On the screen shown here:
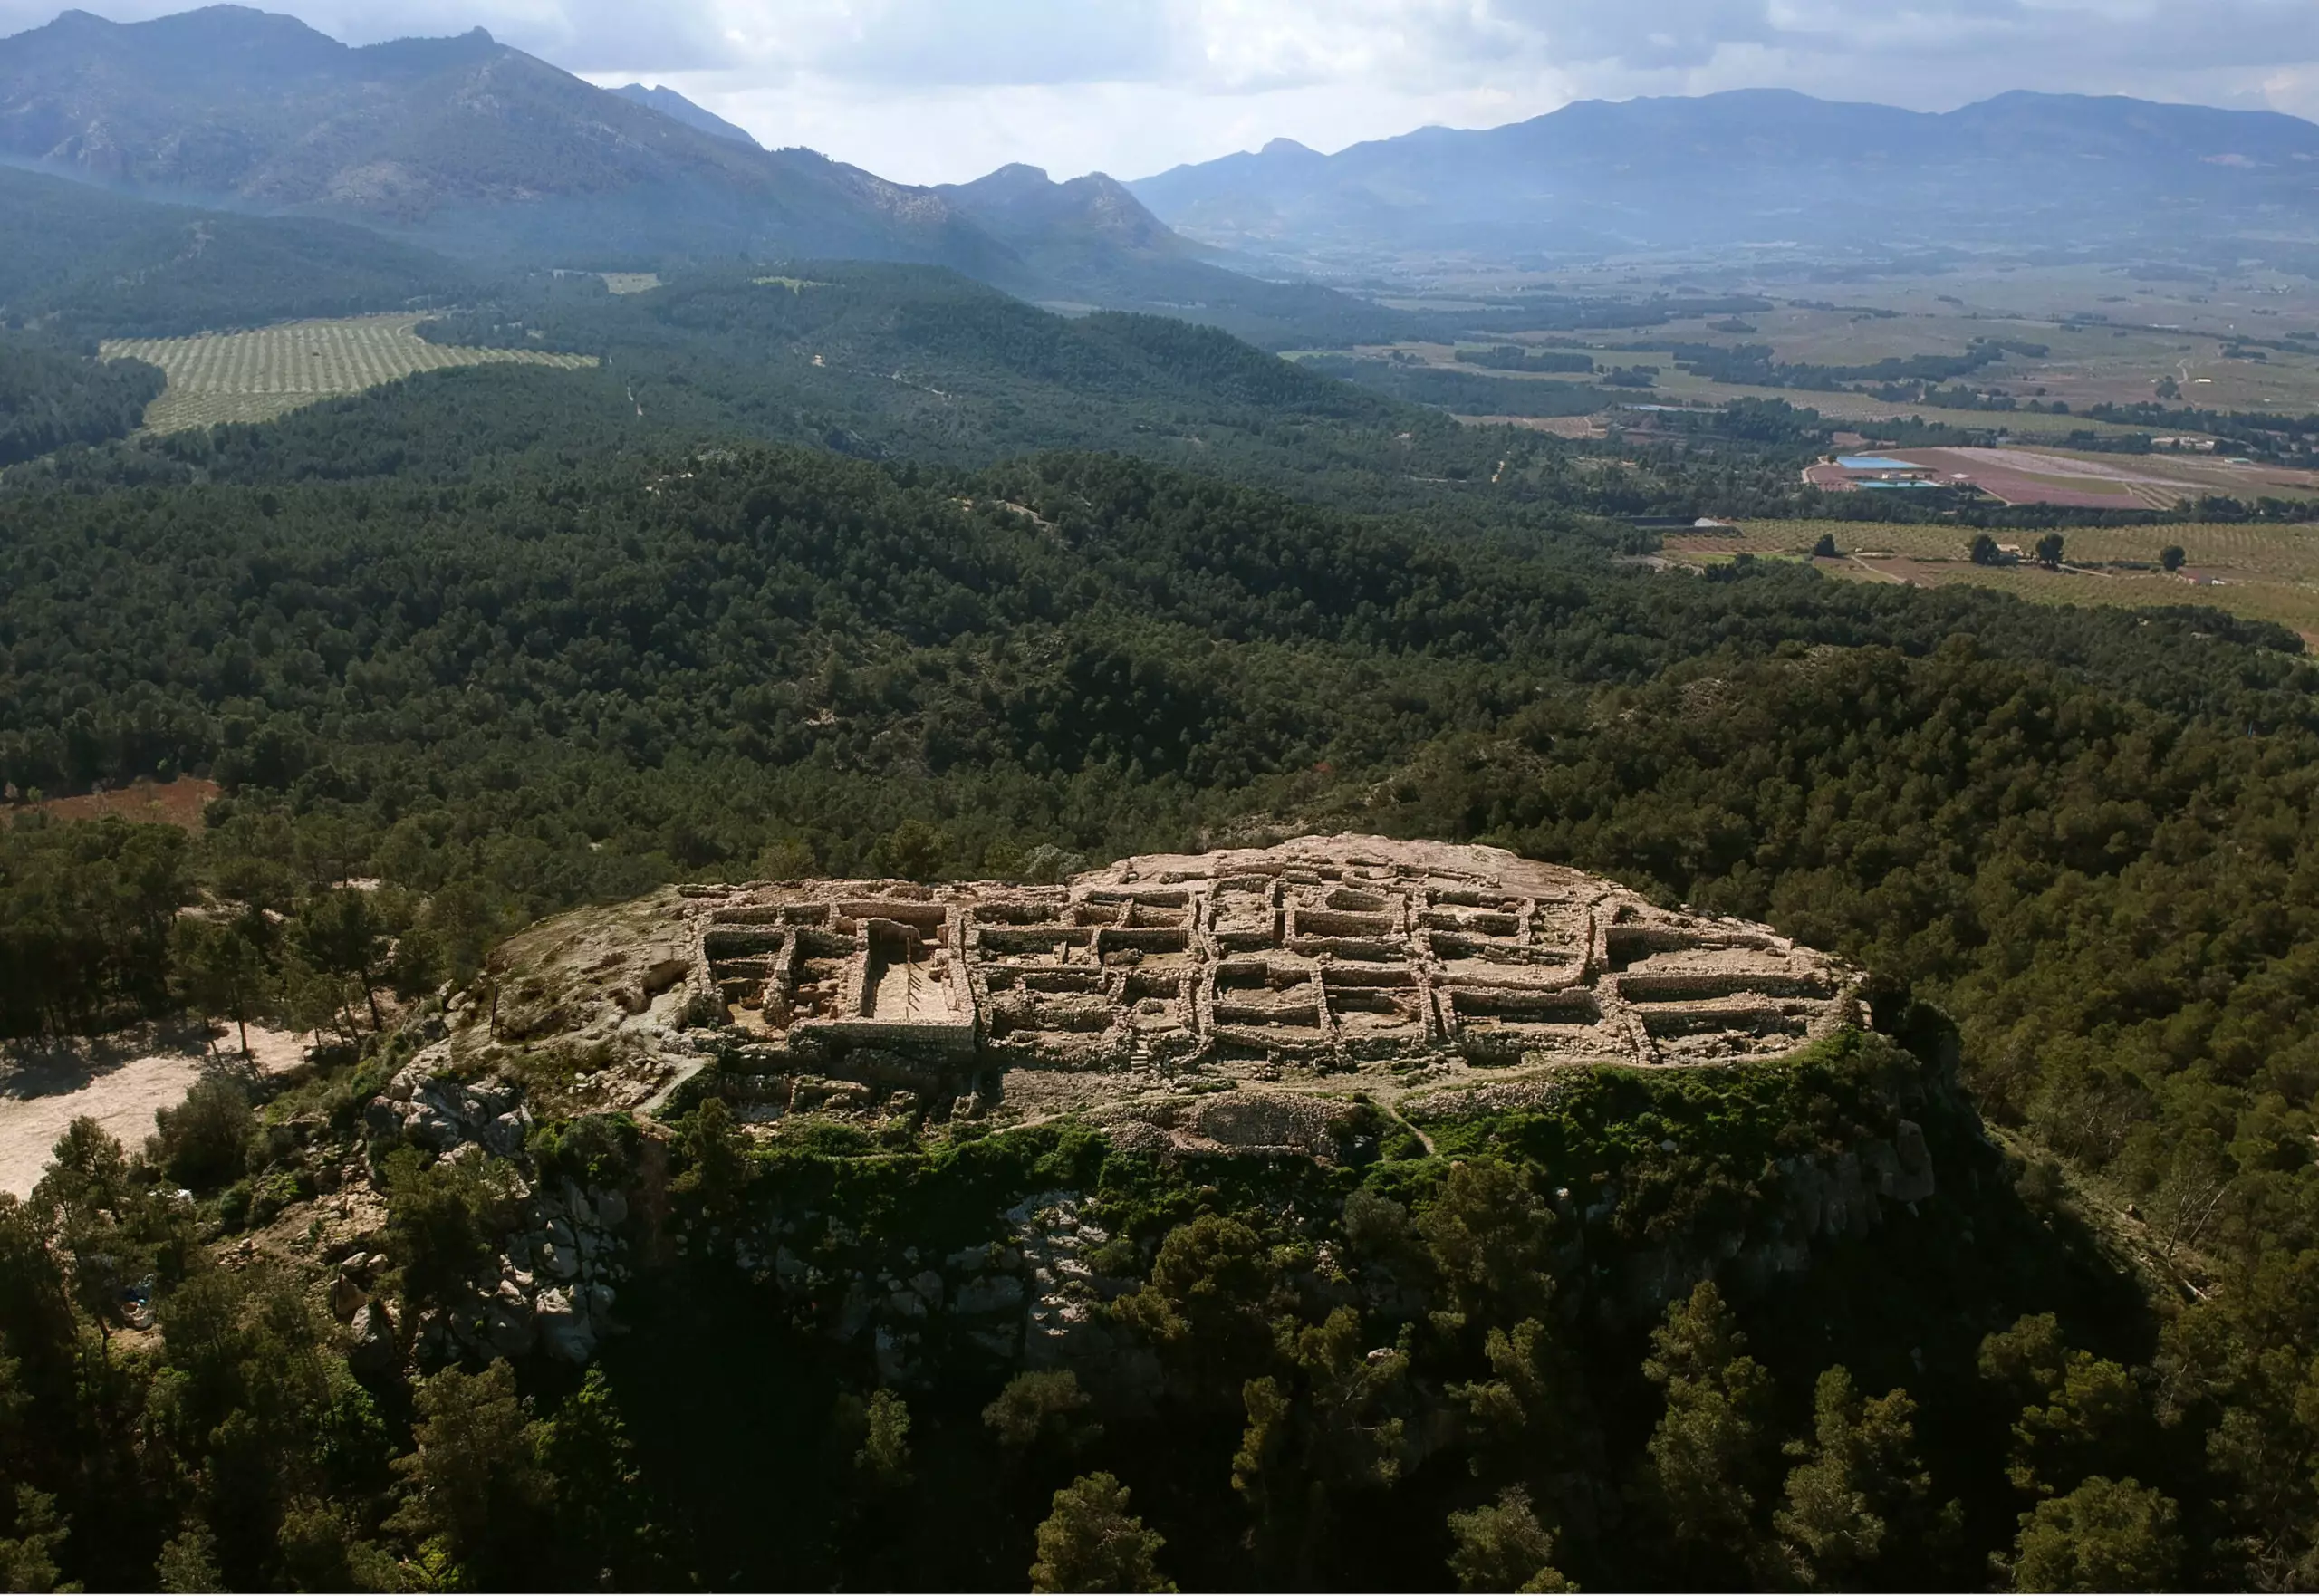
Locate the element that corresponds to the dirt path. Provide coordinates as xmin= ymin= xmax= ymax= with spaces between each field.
xmin=1845 ymin=553 xmax=1913 ymax=584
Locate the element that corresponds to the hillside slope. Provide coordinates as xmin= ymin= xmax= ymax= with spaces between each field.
xmin=21 ymin=261 xmax=1453 ymax=484
xmin=0 ymin=163 xmax=472 ymax=333
xmin=936 ymin=162 xmax=1414 ymax=346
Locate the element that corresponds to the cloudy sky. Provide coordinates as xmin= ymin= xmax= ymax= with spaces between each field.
xmin=14 ymin=0 xmax=2319 ymax=183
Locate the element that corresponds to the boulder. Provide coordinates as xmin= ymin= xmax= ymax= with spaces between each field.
xmin=535 ymin=1287 xmax=596 ymax=1363
xmin=966 ymin=1324 xmax=1020 ymax=1359
xmin=1889 ymin=1120 xmax=1936 ymax=1204
xmin=348 ymin=1300 xmax=399 ymax=1378
xmin=832 ymin=1284 xmax=874 ymax=1341
xmin=952 ymin=1275 xmax=1025 ymax=1315
xmin=873 ymin=1325 xmax=919 ymax=1384
xmin=482 ymin=1301 xmax=535 ymax=1359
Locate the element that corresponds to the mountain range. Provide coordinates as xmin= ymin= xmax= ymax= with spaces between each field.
xmin=1130 ymin=88 xmax=2319 ymax=265
xmin=0 ymin=6 xmax=1428 ymax=345
xmin=10 ymin=4 xmax=2319 ymax=332
xmin=0 ymin=6 xmax=1032 ymax=275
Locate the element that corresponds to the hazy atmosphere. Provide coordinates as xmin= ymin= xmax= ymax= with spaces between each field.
xmin=8 ymin=0 xmax=2319 ymax=178
xmin=14 ymin=0 xmax=2319 ymax=1590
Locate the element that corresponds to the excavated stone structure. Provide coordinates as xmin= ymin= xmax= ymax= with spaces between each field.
xmin=651 ymin=835 xmax=1861 ymax=1112
xmin=362 ymin=837 xmax=1894 ymax=1373
xmin=423 ymin=834 xmax=1862 ymax=1139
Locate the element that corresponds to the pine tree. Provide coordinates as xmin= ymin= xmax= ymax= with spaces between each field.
xmin=1641 ymin=1283 xmax=1773 ymax=1570
xmin=1030 ymin=1473 xmax=1173 ymax=1593
xmin=1775 ymin=1366 xmax=1956 ymax=1588
xmin=1447 ymin=1486 xmax=1575 ymax=1593
xmin=2008 ymin=1476 xmax=2183 ymax=1591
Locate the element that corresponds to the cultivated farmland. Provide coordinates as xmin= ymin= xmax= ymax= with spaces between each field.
xmin=1670 ymin=519 xmax=2319 ymax=642
xmin=100 ymin=314 xmax=596 ymax=431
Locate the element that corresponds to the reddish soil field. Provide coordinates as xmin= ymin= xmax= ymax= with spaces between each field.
xmin=11 ymin=776 xmax=220 ymax=832
xmin=1891 ymin=448 xmax=2154 ymax=509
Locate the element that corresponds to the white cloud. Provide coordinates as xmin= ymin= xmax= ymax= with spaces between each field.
xmin=8 ymin=0 xmax=2319 ymax=181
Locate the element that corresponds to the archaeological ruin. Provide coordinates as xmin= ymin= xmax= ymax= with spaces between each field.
xmin=438 ymin=836 xmax=1863 ymax=1130
xmin=697 ymin=835 xmax=1854 ymax=1068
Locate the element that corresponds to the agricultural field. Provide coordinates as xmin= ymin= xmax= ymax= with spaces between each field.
xmin=1832 ymin=446 xmax=2319 ymax=508
xmin=1671 ymin=519 xmax=2319 ymax=642
xmin=1359 ymin=335 xmax=2157 ymax=440
xmin=100 ymin=313 xmax=597 ymax=431
xmin=1363 ymin=260 xmax=2319 ymax=437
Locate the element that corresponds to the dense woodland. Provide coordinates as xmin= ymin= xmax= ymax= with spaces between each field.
xmin=0 ymin=337 xmax=164 ymax=464
xmin=7 ymin=245 xmax=2319 ymax=1590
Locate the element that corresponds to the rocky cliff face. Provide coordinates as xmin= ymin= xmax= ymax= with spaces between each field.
xmin=349 ymin=1039 xmax=1969 ymax=1396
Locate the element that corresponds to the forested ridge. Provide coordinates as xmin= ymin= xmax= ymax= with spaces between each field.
xmin=8 ymin=257 xmax=2319 ymax=1590
xmin=0 ymin=168 xmax=470 ymax=338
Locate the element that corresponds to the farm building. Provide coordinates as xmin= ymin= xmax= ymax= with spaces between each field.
xmin=1807 ymin=451 xmax=1987 ymax=499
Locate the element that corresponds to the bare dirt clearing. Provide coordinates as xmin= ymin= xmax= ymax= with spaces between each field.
xmin=0 ymin=1024 xmax=310 ymax=1197
xmin=9 ymin=774 xmax=219 ymax=831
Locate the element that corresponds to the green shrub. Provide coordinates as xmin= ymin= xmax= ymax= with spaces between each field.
xmin=149 ymin=1076 xmax=256 ymax=1193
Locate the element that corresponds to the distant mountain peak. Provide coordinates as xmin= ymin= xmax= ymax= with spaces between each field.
xmin=1131 ymin=86 xmax=2319 ymax=264
xmin=609 ymin=82 xmax=759 ymax=149
xmin=0 ymin=8 xmax=1032 ymax=272
xmin=940 ymin=160 xmax=1199 ymax=261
